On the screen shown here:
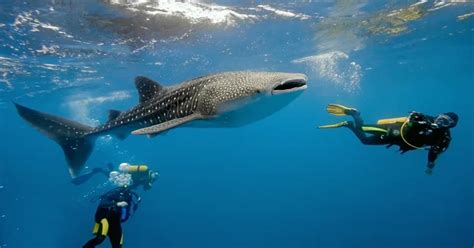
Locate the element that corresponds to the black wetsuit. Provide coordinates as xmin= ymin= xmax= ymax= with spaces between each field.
xmin=347 ymin=112 xmax=451 ymax=168
xmin=83 ymin=187 xmax=140 ymax=248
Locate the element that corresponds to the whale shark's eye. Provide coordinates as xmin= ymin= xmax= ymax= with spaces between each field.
xmin=255 ymin=90 xmax=261 ymax=94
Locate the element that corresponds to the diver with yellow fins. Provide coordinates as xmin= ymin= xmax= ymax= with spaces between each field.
xmin=83 ymin=162 xmax=157 ymax=247
xmin=319 ymin=104 xmax=458 ymax=175
xmin=82 ymin=163 xmax=158 ymax=247
xmin=83 ymin=185 xmax=141 ymax=248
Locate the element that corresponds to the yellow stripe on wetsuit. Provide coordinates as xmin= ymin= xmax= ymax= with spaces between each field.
xmin=92 ymin=218 xmax=111 ymax=236
xmin=361 ymin=126 xmax=388 ymax=133
xmin=92 ymin=223 xmax=100 ymax=234
xmin=100 ymin=218 xmax=109 ymax=236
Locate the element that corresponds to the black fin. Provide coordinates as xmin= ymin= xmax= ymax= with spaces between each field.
xmin=14 ymin=102 xmax=97 ymax=178
xmin=135 ymin=76 xmax=165 ymax=103
xmin=108 ymin=110 xmax=121 ymax=121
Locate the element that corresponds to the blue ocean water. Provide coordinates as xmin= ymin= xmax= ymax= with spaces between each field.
xmin=0 ymin=1 xmax=473 ymax=247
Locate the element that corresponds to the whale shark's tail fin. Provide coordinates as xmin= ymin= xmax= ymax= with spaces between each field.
xmin=14 ymin=103 xmax=97 ymax=178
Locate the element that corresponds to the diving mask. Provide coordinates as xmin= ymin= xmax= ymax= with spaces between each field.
xmin=435 ymin=114 xmax=456 ymax=128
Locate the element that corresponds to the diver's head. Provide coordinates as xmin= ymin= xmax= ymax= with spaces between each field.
xmin=435 ymin=112 xmax=458 ymax=128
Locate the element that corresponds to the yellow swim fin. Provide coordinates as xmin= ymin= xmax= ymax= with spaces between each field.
xmin=326 ymin=104 xmax=358 ymax=116
xmin=318 ymin=121 xmax=350 ymax=129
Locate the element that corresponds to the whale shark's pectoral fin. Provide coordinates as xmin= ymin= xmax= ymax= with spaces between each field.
xmin=131 ymin=114 xmax=203 ymax=135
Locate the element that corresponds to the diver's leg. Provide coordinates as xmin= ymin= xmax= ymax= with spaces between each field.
xmin=83 ymin=235 xmax=106 ymax=248
xmin=348 ymin=110 xmax=363 ymax=127
xmin=83 ymin=222 xmax=107 ymax=248
xmin=342 ymin=111 xmax=387 ymax=145
xmin=108 ymin=220 xmax=123 ymax=248
xmin=346 ymin=122 xmax=387 ymax=145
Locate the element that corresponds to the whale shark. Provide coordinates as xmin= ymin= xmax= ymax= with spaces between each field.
xmin=14 ymin=71 xmax=307 ymax=177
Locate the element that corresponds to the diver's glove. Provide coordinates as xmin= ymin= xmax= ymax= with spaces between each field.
xmin=425 ymin=162 xmax=435 ymax=176
xmin=117 ymin=201 xmax=129 ymax=207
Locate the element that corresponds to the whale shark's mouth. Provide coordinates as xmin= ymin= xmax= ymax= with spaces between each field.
xmin=272 ymin=77 xmax=307 ymax=95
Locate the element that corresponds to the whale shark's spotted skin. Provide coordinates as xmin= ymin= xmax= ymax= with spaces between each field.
xmin=14 ymin=71 xmax=307 ymax=177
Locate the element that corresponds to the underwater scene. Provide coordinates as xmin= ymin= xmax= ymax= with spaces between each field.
xmin=0 ymin=0 xmax=473 ymax=247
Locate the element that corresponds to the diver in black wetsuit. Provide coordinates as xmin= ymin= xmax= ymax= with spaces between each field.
xmin=83 ymin=186 xmax=141 ymax=248
xmin=319 ymin=104 xmax=458 ymax=175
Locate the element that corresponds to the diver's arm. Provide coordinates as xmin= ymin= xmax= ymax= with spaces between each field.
xmin=130 ymin=191 xmax=141 ymax=214
xmin=426 ymin=132 xmax=451 ymax=174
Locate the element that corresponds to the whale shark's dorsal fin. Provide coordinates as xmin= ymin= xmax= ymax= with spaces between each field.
xmin=135 ymin=76 xmax=165 ymax=103
xmin=108 ymin=109 xmax=122 ymax=121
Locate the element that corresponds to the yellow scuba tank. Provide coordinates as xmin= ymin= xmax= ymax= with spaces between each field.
xmin=126 ymin=165 xmax=148 ymax=173
xmin=119 ymin=163 xmax=149 ymax=173
xmin=376 ymin=117 xmax=408 ymax=125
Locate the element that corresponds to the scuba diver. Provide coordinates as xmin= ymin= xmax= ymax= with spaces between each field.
xmin=319 ymin=104 xmax=458 ymax=175
xmin=83 ymin=186 xmax=141 ymax=248
xmin=72 ymin=162 xmax=159 ymax=190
